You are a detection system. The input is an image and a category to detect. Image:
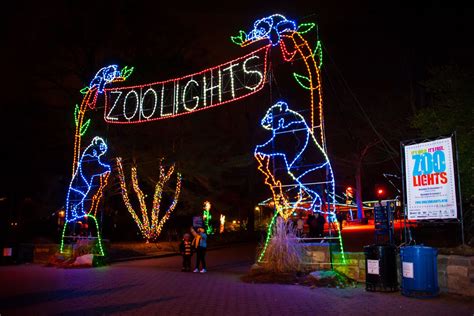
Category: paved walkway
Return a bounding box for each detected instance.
[0,243,473,315]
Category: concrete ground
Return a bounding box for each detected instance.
[0,243,473,315]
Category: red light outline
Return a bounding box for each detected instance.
[103,45,271,124]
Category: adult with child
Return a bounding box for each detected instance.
[191,226,207,273]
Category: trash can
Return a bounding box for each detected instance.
[400,246,439,297]
[364,244,398,292]
[18,243,35,263]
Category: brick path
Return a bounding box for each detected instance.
[0,243,473,315]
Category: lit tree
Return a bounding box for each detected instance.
[203,201,213,235]
[219,214,225,233]
[116,157,181,242]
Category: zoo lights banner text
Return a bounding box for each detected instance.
[404,137,458,220]
[104,45,270,123]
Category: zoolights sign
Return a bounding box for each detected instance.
[403,136,459,220]
[104,46,269,123]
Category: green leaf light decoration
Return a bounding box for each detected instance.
[80,86,89,95]
[313,40,323,68]
[80,119,91,136]
[297,22,316,34]
[120,66,134,80]
[293,73,312,90]
[74,104,80,126]
[230,30,247,46]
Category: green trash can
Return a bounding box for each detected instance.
[364,244,398,292]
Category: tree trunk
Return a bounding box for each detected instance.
[355,162,364,219]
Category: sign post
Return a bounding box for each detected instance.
[401,133,464,244]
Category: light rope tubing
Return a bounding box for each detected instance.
[258,30,346,264]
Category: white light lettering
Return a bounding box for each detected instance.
[123,90,139,120]
[243,55,263,91]
[182,79,200,111]
[140,88,158,120]
[222,63,239,99]
[106,90,122,121]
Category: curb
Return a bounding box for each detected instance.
[109,241,252,263]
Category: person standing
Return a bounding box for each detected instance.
[296,215,305,237]
[179,233,193,272]
[307,214,316,238]
[314,212,326,238]
[336,210,345,231]
[191,226,207,273]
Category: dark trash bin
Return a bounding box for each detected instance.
[18,243,35,263]
[400,246,439,297]
[364,244,398,292]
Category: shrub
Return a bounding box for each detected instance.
[261,217,303,273]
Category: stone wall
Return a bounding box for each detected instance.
[300,243,331,271]
[307,251,474,296]
[438,254,474,296]
[332,252,366,282]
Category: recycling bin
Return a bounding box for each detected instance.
[364,244,398,292]
[400,245,439,297]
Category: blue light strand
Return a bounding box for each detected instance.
[246,14,297,46]
[255,101,334,214]
[65,137,111,222]
[89,65,122,93]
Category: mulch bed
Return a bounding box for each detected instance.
[241,268,358,288]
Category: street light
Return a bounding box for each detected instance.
[376,188,385,201]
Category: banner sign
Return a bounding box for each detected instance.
[104,45,270,124]
[193,216,204,228]
[403,137,458,220]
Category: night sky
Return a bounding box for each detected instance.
[1,1,473,235]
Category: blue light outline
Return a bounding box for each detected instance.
[89,65,122,93]
[246,14,297,46]
[255,101,336,215]
[65,136,111,222]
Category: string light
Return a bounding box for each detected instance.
[103,46,270,124]
[116,157,182,241]
[243,14,297,46]
[203,201,213,235]
[89,173,110,217]
[60,214,105,256]
[65,137,111,222]
[60,14,346,264]
[219,214,225,233]
[72,65,134,176]
[257,211,278,263]
[238,15,345,263]
[255,101,330,213]
[61,137,110,256]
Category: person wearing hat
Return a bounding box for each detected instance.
[191,226,208,273]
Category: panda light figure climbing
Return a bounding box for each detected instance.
[61,137,111,255]
[255,101,335,216]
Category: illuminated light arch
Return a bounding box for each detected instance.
[61,13,346,264]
